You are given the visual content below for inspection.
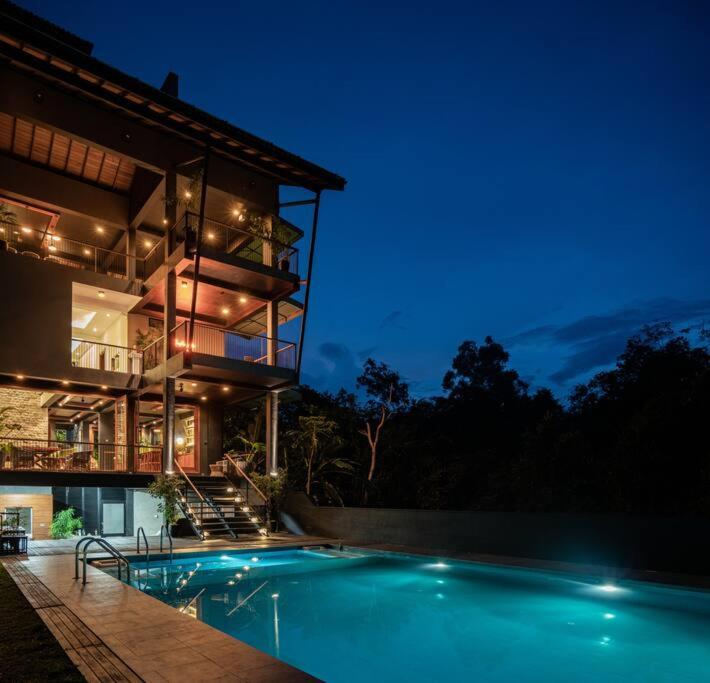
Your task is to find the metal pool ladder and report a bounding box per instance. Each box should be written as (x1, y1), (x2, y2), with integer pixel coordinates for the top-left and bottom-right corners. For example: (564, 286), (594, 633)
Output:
(159, 524), (173, 564)
(74, 536), (132, 585)
(136, 526), (151, 570)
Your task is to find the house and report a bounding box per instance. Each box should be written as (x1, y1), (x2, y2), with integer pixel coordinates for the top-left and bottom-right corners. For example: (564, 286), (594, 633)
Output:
(0, 1), (344, 540)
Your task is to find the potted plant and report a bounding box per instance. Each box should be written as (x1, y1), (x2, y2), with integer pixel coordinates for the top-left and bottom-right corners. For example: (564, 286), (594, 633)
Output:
(50, 507), (83, 539)
(148, 473), (183, 534)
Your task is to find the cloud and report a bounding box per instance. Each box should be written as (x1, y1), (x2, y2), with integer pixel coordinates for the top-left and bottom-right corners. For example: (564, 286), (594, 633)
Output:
(301, 342), (361, 393)
(379, 310), (405, 330)
(507, 298), (710, 386)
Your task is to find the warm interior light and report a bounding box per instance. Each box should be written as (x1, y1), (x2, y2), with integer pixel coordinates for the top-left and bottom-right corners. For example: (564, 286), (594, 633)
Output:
(61, 380), (69, 386)
(181, 281), (188, 288)
(96, 225), (104, 233)
(21, 226), (32, 234)
(221, 386), (229, 392)
(92, 327), (98, 332)
(191, 382), (197, 387)
(105, 313), (110, 317)
(239, 296), (247, 304)
(221, 307), (229, 315)
(200, 396), (207, 401)
(162, 218), (168, 225)
(83, 248), (91, 255)
(207, 232), (214, 240)
(144, 240), (152, 248)
(97, 290), (105, 298)
(0, 227), (4, 233)
(101, 385), (108, 390)
(176, 436), (185, 446)
(16, 374), (24, 380)
(232, 209), (240, 217)
(184, 191), (192, 199)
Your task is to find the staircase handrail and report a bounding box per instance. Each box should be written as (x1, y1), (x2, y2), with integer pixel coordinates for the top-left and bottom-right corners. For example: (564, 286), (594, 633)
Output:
(223, 452), (268, 502)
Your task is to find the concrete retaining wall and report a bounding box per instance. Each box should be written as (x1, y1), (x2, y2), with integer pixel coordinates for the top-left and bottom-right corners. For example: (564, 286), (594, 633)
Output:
(284, 493), (710, 575)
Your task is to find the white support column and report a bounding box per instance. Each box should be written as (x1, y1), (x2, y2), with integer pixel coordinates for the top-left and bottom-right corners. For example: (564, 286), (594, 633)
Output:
(264, 391), (279, 475)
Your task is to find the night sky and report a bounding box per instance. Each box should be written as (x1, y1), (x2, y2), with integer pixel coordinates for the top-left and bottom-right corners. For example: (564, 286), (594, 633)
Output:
(22, 1), (710, 398)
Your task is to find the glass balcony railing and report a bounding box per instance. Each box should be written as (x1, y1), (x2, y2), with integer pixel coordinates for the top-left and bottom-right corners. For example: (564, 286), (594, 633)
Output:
(142, 321), (297, 371)
(144, 212), (299, 280)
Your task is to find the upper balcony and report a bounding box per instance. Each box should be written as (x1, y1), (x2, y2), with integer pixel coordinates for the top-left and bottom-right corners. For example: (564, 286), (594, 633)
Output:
(142, 212), (300, 300)
(2, 225), (145, 292)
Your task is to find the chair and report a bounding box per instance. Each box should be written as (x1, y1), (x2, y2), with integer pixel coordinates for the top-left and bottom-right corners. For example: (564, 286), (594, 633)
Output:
(21, 251), (40, 259)
(69, 450), (92, 471)
(7, 246), (17, 254)
(138, 449), (162, 472)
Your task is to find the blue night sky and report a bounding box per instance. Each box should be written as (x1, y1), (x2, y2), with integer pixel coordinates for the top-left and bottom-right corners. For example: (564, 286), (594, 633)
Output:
(23, 1), (710, 398)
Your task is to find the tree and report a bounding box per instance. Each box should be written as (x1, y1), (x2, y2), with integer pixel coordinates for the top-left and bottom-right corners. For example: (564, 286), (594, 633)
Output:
(356, 359), (410, 484)
(288, 415), (350, 501)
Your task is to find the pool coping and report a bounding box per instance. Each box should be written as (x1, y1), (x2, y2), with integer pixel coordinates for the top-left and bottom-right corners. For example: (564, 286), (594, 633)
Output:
(347, 541), (710, 591)
(3, 540), (324, 682)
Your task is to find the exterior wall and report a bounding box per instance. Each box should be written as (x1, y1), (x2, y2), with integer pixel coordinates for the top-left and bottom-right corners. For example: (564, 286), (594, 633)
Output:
(0, 252), (137, 389)
(0, 387), (48, 439)
(132, 490), (162, 536)
(0, 486), (53, 540)
(284, 494), (710, 575)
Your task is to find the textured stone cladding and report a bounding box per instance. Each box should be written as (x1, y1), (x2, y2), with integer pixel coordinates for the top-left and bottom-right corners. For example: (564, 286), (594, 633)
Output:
(0, 387), (48, 439)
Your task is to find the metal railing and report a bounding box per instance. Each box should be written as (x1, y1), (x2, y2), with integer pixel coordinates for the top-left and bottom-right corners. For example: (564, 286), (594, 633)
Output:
(136, 527), (150, 570)
(75, 536), (131, 585)
(5, 227), (145, 281)
(0, 437), (132, 472)
(71, 339), (142, 374)
(170, 320), (296, 370)
(159, 524), (173, 563)
(143, 212), (299, 280)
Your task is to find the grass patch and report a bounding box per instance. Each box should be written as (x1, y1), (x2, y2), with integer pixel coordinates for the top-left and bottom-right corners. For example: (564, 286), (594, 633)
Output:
(0, 563), (84, 682)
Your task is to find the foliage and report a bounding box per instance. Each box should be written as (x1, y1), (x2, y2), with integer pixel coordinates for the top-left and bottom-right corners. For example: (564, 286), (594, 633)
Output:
(252, 469), (288, 528)
(258, 325), (710, 514)
(148, 474), (183, 525)
(134, 326), (162, 350)
(50, 507), (83, 539)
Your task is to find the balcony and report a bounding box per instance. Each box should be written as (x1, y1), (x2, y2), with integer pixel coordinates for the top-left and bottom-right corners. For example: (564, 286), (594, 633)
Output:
(71, 339), (143, 374)
(144, 212), (299, 282)
(0, 438), (162, 473)
(3, 226), (145, 282)
(143, 321), (297, 388)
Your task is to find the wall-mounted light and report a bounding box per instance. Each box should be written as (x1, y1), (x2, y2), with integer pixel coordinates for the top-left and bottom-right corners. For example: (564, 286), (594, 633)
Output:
(176, 436), (185, 446)
(184, 191), (192, 200)
(221, 307), (229, 315)
(181, 281), (188, 288)
(21, 226), (32, 234)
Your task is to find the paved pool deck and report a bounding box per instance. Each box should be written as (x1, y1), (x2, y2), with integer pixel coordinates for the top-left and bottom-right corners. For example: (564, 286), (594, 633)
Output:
(3, 535), (335, 682)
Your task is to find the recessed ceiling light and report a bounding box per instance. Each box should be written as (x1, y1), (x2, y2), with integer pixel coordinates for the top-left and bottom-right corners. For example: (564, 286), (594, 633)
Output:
(239, 296), (247, 304)
(221, 386), (229, 392)
(96, 225), (104, 233)
(101, 385), (108, 390)
(181, 281), (188, 288)
(200, 396), (207, 401)
(97, 290), (105, 298)
(92, 327), (98, 332)
(16, 374), (24, 380)
(221, 307), (229, 315)
(83, 248), (91, 255)
(105, 313), (110, 317)
(191, 382), (197, 387)
(21, 226), (32, 234)
(144, 240), (152, 248)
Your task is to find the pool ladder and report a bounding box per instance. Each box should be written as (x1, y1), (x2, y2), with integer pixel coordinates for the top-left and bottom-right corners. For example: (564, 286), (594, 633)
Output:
(74, 536), (131, 585)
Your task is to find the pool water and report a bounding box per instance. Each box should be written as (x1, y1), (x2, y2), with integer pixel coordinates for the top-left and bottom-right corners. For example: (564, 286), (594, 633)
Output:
(120, 548), (710, 682)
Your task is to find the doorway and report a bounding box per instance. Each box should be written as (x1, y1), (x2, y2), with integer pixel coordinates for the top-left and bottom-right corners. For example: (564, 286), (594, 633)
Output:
(101, 502), (125, 536)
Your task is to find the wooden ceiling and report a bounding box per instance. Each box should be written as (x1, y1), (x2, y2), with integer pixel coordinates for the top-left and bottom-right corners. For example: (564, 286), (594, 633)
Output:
(0, 112), (136, 192)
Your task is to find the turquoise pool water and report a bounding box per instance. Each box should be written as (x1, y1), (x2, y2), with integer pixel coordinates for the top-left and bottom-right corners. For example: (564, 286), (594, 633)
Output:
(121, 548), (710, 682)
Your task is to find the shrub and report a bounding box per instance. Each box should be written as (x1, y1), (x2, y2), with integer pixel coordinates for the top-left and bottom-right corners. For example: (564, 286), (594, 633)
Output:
(50, 507), (83, 539)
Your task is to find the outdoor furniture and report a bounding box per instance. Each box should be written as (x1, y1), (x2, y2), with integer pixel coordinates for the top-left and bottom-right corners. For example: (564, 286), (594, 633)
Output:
(32, 446), (61, 469)
(10, 446), (35, 469)
(69, 450), (92, 471)
(21, 250), (40, 259)
(0, 534), (28, 555)
(137, 449), (161, 472)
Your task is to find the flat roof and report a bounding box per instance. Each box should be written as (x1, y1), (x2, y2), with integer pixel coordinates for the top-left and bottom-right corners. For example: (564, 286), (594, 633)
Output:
(0, 0), (346, 192)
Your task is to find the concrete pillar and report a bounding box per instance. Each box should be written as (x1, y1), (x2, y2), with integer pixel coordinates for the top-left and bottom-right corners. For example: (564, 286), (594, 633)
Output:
(264, 391), (278, 475)
(266, 300), (278, 366)
(126, 394), (138, 473)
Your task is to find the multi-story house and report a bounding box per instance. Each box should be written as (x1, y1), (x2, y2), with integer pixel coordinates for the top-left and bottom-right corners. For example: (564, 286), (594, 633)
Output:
(0, 1), (344, 540)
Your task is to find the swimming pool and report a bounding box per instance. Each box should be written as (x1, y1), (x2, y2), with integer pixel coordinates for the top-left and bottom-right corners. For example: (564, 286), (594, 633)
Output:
(116, 547), (710, 682)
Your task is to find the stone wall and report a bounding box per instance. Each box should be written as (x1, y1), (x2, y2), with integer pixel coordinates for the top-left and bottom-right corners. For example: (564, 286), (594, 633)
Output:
(0, 387), (48, 440)
(284, 493), (710, 575)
